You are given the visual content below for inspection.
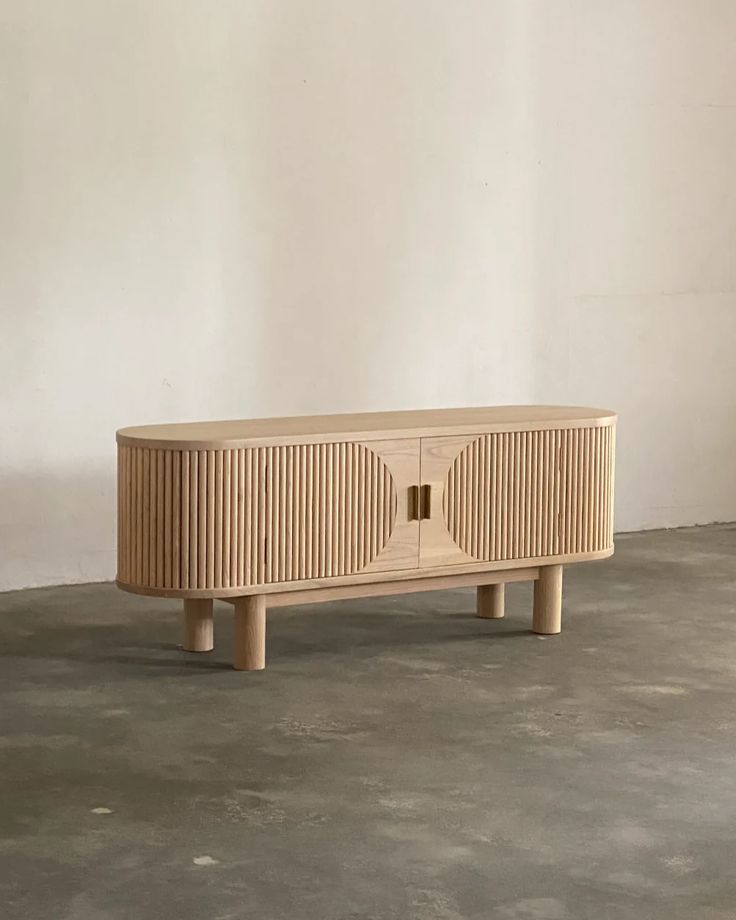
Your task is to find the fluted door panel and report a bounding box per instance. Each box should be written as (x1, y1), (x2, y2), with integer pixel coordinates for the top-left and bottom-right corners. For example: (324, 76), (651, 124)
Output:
(443, 427), (615, 561)
(117, 442), (398, 593)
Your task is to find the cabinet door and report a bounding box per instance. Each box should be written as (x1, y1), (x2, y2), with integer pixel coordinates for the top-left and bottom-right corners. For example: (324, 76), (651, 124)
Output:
(352, 437), (420, 575)
(117, 438), (420, 593)
(257, 437), (420, 584)
(418, 435), (484, 568)
(418, 428), (615, 569)
(419, 431), (558, 568)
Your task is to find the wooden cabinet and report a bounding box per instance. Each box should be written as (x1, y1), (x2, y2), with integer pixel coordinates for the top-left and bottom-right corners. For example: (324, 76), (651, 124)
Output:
(117, 406), (616, 670)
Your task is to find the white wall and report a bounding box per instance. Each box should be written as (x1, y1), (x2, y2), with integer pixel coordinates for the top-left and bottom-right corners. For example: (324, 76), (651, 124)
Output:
(1, 1), (735, 592)
(529, 2), (736, 532)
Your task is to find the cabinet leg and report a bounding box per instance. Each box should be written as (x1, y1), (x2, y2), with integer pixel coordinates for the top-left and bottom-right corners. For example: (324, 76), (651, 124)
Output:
(477, 583), (505, 619)
(233, 595), (266, 671)
(183, 599), (214, 651)
(533, 565), (563, 635)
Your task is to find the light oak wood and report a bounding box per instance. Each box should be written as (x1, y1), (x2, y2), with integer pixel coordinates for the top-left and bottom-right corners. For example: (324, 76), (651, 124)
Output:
(233, 595), (266, 671)
(533, 564), (563, 635)
(115, 406), (615, 669)
(221, 566), (537, 609)
(117, 547), (612, 600)
(117, 406), (616, 450)
(117, 439), (422, 594)
(183, 599), (214, 652)
(477, 583), (505, 619)
(419, 426), (614, 570)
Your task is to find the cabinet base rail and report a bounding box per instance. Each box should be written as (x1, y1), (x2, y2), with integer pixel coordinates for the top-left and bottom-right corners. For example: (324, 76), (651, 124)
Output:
(180, 564), (564, 671)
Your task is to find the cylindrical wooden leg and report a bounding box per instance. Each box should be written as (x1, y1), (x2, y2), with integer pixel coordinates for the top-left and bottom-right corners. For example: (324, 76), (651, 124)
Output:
(533, 564), (563, 635)
(183, 599), (214, 651)
(233, 595), (266, 671)
(477, 583), (505, 618)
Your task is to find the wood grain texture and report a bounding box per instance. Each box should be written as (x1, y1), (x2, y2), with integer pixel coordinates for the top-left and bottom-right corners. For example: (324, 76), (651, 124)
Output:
(477, 583), (505, 619)
(233, 594), (266, 670)
(117, 441), (399, 593)
(438, 425), (614, 564)
(221, 566), (538, 609)
(116, 408), (616, 601)
(533, 564), (563, 635)
(118, 549), (611, 599)
(117, 406), (616, 450)
(183, 598), (214, 652)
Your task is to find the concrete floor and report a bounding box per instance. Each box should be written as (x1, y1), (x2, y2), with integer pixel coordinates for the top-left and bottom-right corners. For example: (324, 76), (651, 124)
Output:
(1, 525), (735, 920)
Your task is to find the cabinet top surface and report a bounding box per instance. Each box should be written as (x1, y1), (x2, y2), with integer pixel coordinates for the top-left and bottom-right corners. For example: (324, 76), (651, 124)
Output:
(117, 406), (616, 449)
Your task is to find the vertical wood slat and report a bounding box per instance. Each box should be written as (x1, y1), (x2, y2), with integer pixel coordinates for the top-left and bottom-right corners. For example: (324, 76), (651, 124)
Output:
(231, 449), (239, 585)
(244, 449), (251, 586)
(171, 451), (179, 589)
(304, 444), (313, 581)
(552, 430), (561, 556)
(371, 450), (379, 567)
(135, 448), (143, 585)
(246, 449), (254, 584)
(221, 451), (230, 587)
(117, 447), (124, 581)
(257, 448), (266, 585)
(269, 447), (277, 583)
(205, 451), (214, 589)
(563, 429), (572, 560)
(180, 451), (190, 589)
(126, 446), (134, 582)
(443, 425), (615, 562)
(339, 444), (346, 576)
(548, 431), (555, 555)
(599, 427), (607, 548)
(521, 432), (528, 558)
(498, 434), (503, 559)
(583, 427), (592, 550)
(327, 444), (335, 579)
(141, 448), (150, 585)
(285, 445), (293, 582)
(190, 451), (199, 589)
(345, 444), (353, 575)
(122, 446), (129, 583)
(571, 427), (580, 554)
(512, 432), (520, 560)
(530, 432), (537, 557)
(118, 446), (127, 583)
(155, 449), (164, 587)
(477, 437), (483, 558)
(265, 446), (273, 584)
(125, 445), (132, 583)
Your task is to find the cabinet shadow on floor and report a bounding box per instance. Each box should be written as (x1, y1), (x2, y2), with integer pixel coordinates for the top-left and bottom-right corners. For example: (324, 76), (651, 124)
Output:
(0, 583), (539, 676)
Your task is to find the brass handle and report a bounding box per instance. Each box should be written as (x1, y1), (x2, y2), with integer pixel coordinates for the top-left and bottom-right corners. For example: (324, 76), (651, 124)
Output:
(407, 485), (420, 521)
(409, 484), (432, 520)
(420, 484), (432, 520)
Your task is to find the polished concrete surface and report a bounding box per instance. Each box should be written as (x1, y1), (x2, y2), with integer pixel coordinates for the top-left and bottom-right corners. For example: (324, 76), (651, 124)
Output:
(1, 525), (735, 919)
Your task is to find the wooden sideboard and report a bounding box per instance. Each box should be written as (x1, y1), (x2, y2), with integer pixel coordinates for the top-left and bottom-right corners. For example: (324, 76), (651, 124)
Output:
(116, 406), (616, 670)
